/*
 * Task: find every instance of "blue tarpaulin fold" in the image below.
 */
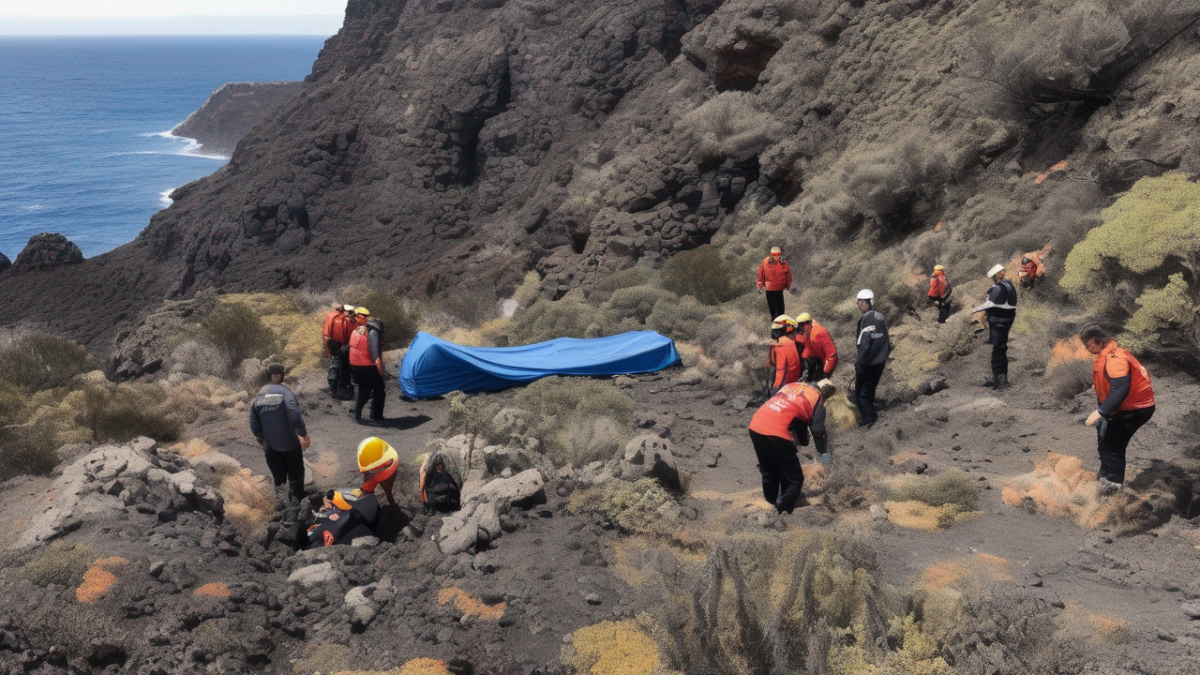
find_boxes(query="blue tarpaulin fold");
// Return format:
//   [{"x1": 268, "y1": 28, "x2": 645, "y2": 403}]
[{"x1": 398, "y1": 331, "x2": 681, "y2": 399}]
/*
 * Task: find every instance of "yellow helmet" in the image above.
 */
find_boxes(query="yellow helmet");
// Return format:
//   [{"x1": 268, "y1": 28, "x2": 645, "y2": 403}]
[
  {"x1": 330, "y1": 491, "x2": 353, "y2": 511},
  {"x1": 355, "y1": 307, "x2": 370, "y2": 317},
  {"x1": 357, "y1": 437, "x2": 398, "y2": 473},
  {"x1": 770, "y1": 315, "x2": 797, "y2": 331},
  {"x1": 933, "y1": 265, "x2": 945, "y2": 272},
  {"x1": 795, "y1": 312, "x2": 813, "y2": 324}
]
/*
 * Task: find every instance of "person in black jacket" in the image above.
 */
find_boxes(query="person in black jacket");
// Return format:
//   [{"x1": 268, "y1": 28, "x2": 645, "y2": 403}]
[
  {"x1": 250, "y1": 364, "x2": 311, "y2": 506},
  {"x1": 980, "y1": 264, "x2": 1017, "y2": 389},
  {"x1": 850, "y1": 289, "x2": 890, "y2": 428}
]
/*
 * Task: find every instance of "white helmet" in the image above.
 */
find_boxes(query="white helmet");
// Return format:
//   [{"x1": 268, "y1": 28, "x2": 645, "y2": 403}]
[
  {"x1": 987, "y1": 264, "x2": 1005, "y2": 279},
  {"x1": 856, "y1": 289, "x2": 875, "y2": 301}
]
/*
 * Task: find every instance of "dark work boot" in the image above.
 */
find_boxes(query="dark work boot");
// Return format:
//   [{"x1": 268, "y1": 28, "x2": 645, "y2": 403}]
[{"x1": 996, "y1": 374, "x2": 1009, "y2": 389}]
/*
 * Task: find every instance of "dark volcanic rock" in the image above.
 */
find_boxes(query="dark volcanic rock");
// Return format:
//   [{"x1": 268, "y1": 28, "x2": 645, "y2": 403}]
[
  {"x1": 10, "y1": 233, "x2": 83, "y2": 273},
  {"x1": 0, "y1": 252, "x2": 9, "y2": 275},
  {"x1": 171, "y1": 82, "x2": 307, "y2": 158}
]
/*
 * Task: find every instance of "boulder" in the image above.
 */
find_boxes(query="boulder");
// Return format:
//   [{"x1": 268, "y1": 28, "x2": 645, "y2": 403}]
[
  {"x1": 917, "y1": 375, "x2": 949, "y2": 396},
  {"x1": 289, "y1": 562, "x2": 338, "y2": 588},
  {"x1": 11, "y1": 233, "x2": 83, "y2": 273},
  {"x1": 439, "y1": 469, "x2": 546, "y2": 554},
  {"x1": 611, "y1": 434, "x2": 681, "y2": 491}
]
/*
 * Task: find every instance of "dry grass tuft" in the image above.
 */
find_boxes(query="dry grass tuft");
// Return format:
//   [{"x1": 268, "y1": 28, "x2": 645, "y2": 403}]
[
  {"x1": 169, "y1": 438, "x2": 213, "y2": 459},
  {"x1": 332, "y1": 659, "x2": 451, "y2": 675},
  {"x1": 921, "y1": 563, "x2": 967, "y2": 590},
  {"x1": 568, "y1": 479, "x2": 680, "y2": 538},
  {"x1": 565, "y1": 620, "x2": 661, "y2": 675},
  {"x1": 75, "y1": 557, "x2": 127, "y2": 603},
  {"x1": 24, "y1": 540, "x2": 99, "y2": 587},
  {"x1": 437, "y1": 587, "x2": 505, "y2": 621},
  {"x1": 885, "y1": 500, "x2": 980, "y2": 532},
  {"x1": 294, "y1": 642, "x2": 353, "y2": 674},
  {"x1": 880, "y1": 470, "x2": 981, "y2": 530},
  {"x1": 220, "y1": 470, "x2": 275, "y2": 537},
  {"x1": 194, "y1": 582, "x2": 232, "y2": 599},
  {"x1": 1001, "y1": 453, "x2": 1108, "y2": 528}
]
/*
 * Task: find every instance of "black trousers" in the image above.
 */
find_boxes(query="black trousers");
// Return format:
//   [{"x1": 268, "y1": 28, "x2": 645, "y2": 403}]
[
  {"x1": 765, "y1": 290, "x2": 785, "y2": 320},
  {"x1": 852, "y1": 363, "x2": 885, "y2": 426},
  {"x1": 928, "y1": 297, "x2": 951, "y2": 323},
  {"x1": 749, "y1": 430, "x2": 804, "y2": 513},
  {"x1": 1097, "y1": 406, "x2": 1155, "y2": 484},
  {"x1": 988, "y1": 323, "x2": 1011, "y2": 377},
  {"x1": 264, "y1": 448, "x2": 306, "y2": 500},
  {"x1": 327, "y1": 341, "x2": 352, "y2": 392},
  {"x1": 800, "y1": 357, "x2": 823, "y2": 383},
  {"x1": 352, "y1": 365, "x2": 386, "y2": 420}
]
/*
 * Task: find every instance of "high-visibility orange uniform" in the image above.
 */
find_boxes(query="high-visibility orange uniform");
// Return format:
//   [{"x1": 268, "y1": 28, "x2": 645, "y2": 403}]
[
  {"x1": 756, "y1": 256, "x2": 792, "y2": 291},
  {"x1": 321, "y1": 310, "x2": 343, "y2": 354},
  {"x1": 1093, "y1": 342, "x2": 1155, "y2": 412},
  {"x1": 767, "y1": 339, "x2": 801, "y2": 389},
  {"x1": 927, "y1": 272, "x2": 949, "y2": 299},
  {"x1": 349, "y1": 326, "x2": 376, "y2": 368},
  {"x1": 361, "y1": 458, "x2": 398, "y2": 495},
  {"x1": 800, "y1": 322, "x2": 838, "y2": 377},
  {"x1": 749, "y1": 382, "x2": 825, "y2": 440}
]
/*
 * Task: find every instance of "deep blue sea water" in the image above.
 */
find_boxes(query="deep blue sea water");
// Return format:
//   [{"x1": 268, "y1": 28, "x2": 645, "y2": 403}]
[{"x1": 0, "y1": 36, "x2": 327, "y2": 259}]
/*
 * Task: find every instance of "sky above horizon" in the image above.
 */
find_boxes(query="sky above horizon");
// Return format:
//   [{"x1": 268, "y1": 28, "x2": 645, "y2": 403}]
[{"x1": 0, "y1": 1, "x2": 348, "y2": 35}]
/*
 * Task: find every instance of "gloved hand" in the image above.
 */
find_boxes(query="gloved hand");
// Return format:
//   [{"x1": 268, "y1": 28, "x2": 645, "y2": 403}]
[
  {"x1": 1085, "y1": 410, "x2": 1103, "y2": 427},
  {"x1": 300, "y1": 434, "x2": 312, "y2": 450}
]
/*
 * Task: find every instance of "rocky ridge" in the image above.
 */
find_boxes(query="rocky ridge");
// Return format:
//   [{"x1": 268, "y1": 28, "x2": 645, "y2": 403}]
[{"x1": 170, "y1": 82, "x2": 307, "y2": 158}]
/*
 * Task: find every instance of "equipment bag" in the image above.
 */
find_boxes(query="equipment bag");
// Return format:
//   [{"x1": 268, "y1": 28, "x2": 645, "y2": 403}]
[{"x1": 420, "y1": 451, "x2": 462, "y2": 512}]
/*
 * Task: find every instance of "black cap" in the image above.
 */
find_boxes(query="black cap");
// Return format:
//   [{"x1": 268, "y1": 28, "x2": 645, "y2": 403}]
[{"x1": 267, "y1": 363, "x2": 285, "y2": 376}]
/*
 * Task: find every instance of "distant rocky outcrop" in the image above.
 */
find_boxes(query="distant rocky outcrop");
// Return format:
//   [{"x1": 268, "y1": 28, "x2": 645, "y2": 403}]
[
  {"x1": 171, "y1": 81, "x2": 306, "y2": 157},
  {"x1": 11, "y1": 233, "x2": 83, "y2": 274},
  {"x1": 0, "y1": 252, "x2": 10, "y2": 275}
]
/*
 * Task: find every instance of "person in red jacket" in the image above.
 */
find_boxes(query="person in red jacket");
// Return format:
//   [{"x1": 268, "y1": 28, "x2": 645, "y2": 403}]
[
  {"x1": 322, "y1": 304, "x2": 356, "y2": 400},
  {"x1": 1080, "y1": 323, "x2": 1155, "y2": 494},
  {"x1": 926, "y1": 265, "x2": 952, "y2": 324},
  {"x1": 766, "y1": 316, "x2": 801, "y2": 392},
  {"x1": 756, "y1": 246, "x2": 793, "y2": 319},
  {"x1": 747, "y1": 382, "x2": 830, "y2": 513},
  {"x1": 795, "y1": 313, "x2": 838, "y2": 383},
  {"x1": 349, "y1": 310, "x2": 387, "y2": 425},
  {"x1": 1019, "y1": 254, "x2": 1045, "y2": 289}
]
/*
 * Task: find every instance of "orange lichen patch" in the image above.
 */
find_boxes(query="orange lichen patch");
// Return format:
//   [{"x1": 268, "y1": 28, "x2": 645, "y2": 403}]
[
  {"x1": 195, "y1": 582, "x2": 232, "y2": 599},
  {"x1": 568, "y1": 620, "x2": 661, "y2": 675},
  {"x1": 1035, "y1": 160, "x2": 1069, "y2": 184},
  {"x1": 169, "y1": 438, "x2": 213, "y2": 459},
  {"x1": 75, "y1": 556, "x2": 128, "y2": 603},
  {"x1": 332, "y1": 660, "x2": 451, "y2": 675},
  {"x1": 921, "y1": 563, "x2": 967, "y2": 589},
  {"x1": 1002, "y1": 453, "x2": 1114, "y2": 528},
  {"x1": 976, "y1": 553, "x2": 1012, "y2": 581},
  {"x1": 934, "y1": 221, "x2": 944, "y2": 232},
  {"x1": 890, "y1": 451, "x2": 921, "y2": 465},
  {"x1": 1089, "y1": 614, "x2": 1132, "y2": 644},
  {"x1": 1047, "y1": 337, "x2": 1092, "y2": 372},
  {"x1": 885, "y1": 501, "x2": 978, "y2": 532},
  {"x1": 437, "y1": 587, "x2": 505, "y2": 621}
]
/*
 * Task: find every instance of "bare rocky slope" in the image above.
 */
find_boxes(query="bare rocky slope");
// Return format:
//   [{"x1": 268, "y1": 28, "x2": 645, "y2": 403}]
[
  {"x1": 7, "y1": 0, "x2": 1200, "y2": 368},
  {"x1": 171, "y1": 82, "x2": 308, "y2": 158}
]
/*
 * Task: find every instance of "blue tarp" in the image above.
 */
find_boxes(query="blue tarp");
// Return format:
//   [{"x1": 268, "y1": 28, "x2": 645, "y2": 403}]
[{"x1": 399, "y1": 331, "x2": 681, "y2": 399}]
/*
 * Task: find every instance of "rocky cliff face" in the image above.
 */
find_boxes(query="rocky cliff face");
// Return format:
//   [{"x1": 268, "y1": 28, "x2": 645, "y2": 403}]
[
  {"x1": 171, "y1": 82, "x2": 307, "y2": 158},
  {"x1": 3, "y1": 0, "x2": 1200, "y2": 356}
]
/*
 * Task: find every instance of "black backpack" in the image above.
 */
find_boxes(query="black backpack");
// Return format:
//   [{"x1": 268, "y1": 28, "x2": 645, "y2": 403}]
[{"x1": 421, "y1": 452, "x2": 461, "y2": 513}]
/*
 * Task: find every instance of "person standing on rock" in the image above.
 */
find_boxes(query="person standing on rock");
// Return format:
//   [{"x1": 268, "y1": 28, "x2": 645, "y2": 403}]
[
  {"x1": 796, "y1": 312, "x2": 838, "y2": 383},
  {"x1": 851, "y1": 289, "x2": 889, "y2": 428},
  {"x1": 756, "y1": 246, "x2": 792, "y2": 320},
  {"x1": 250, "y1": 363, "x2": 311, "y2": 506},
  {"x1": 926, "y1": 265, "x2": 953, "y2": 324},
  {"x1": 349, "y1": 311, "x2": 387, "y2": 425},
  {"x1": 748, "y1": 382, "x2": 831, "y2": 513},
  {"x1": 978, "y1": 264, "x2": 1017, "y2": 389},
  {"x1": 1080, "y1": 323, "x2": 1156, "y2": 495},
  {"x1": 767, "y1": 315, "x2": 801, "y2": 393}
]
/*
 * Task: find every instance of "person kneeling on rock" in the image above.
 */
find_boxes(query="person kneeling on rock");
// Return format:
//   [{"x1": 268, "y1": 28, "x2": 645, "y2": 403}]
[
  {"x1": 356, "y1": 436, "x2": 399, "y2": 505},
  {"x1": 747, "y1": 381, "x2": 830, "y2": 514}
]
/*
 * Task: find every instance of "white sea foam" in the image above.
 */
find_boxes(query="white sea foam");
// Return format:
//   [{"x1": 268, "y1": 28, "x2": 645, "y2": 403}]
[
  {"x1": 20, "y1": 204, "x2": 46, "y2": 213},
  {"x1": 110, "y1": 130, "x2": 228, "y2": 160},
  {"x1": 159, "y1": 189, "x2": 175, "y2": 208}
]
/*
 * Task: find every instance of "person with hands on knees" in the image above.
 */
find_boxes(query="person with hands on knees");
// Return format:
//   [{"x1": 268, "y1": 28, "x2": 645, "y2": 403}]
[
  {"x1": 1080, "y1": 323, "x2": 1155, "y2": 496},
  {"x1": 250, "y1": 363, "x2": 310, "y2": 508},
  {"x1": 795, "y1": 312, "x2": 838, "y2": 384},
  {"x1": 355, "y1": 436, "x2": 399, "y2": 505},
  {"x1": 747, "y1": 381, "x2": 831, "y2": 514}
]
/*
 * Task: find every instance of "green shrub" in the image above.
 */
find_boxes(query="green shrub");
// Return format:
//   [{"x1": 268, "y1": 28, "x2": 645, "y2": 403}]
[
  {"x1": 24, "y1": 541, "x2": 99, "y2": 587},
  {"x1": 880, "y1": 469, "x2": 979, "y2": 511},
  {"x1": 0, "y1": 379, "x2": 26, "y2": 425},
  {"x1": 1050, "y1": 359, "x2": 1093, "y2": 402},
  {"x1": 514, "y1": 377, "x2": 634, "y2": 466},
  {"x1": 604, "y1": 286, "x2": 677, "y2": 324},
  {"x1": 505, "y1": 296, "x2": 593, "y2": 345},
  {"x1": 0, "y1": 424, "x2": 60, "y2": 479},
  {"x1": 646, "y1": 296, "x2": 712, "y2": 342},
  {"x1": 24, "y1": 602, "x2": 125, "y2": 665},
  {"x1": 445, "y1": 391, "x2": 502, "y2": 446},
  {"x1": 203, "y1": 302, "x2": 279, "y2": 367},
  {"x1": 0, "y1": 333, "x2": 96, "y2": 392},
  {"x1": 568, "y1": 478, "x2": 678, "y2": 537},
  {"x1": 78, "y1": 383, "x2": 183, "y2": 443},
  {"x1": 661, "y1": 245, "x2": 743, "y2": 306},
  {"x1": 344, "y1": 289, "x2": 421, "y2": 350},
  {"x1": 1061, "y1": 174, "x2": 1200, "y2": 359},
  {"x1": 293, "y1": 642, "x2": 352, "y2": 674},
  {"x1": 587, "y1": 265, "x2": 660, "y2": 305},
  {"x1": 192, "y1": 619, "x2": 243, "y2": 659},
  {"x1": 676, "y1": 92, "x2": 785, "y2": 162}
]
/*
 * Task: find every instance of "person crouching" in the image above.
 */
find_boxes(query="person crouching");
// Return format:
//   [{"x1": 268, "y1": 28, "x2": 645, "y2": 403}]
[{"x1": 747, "y1": 382, "x2": 830, "y2": 513}]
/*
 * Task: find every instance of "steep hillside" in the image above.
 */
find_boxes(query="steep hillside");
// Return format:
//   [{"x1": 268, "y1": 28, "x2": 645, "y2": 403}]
[{"x1": 2, "y1": 0, "x2": 1199, "y2": 368}]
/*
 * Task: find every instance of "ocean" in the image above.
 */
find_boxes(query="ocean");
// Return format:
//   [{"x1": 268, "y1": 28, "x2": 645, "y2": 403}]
[{"x1": 0, "y1": 36, "x2": 328, "y2": 259}]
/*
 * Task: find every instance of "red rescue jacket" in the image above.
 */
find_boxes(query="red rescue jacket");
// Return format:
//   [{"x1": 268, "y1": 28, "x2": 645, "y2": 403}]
[
  {"x1": 927, "y1": 272, "x2": 948, "y2": 299},
  {"x1": 349, "y1": 326, "x2": 376, "y2": 368},
  {"x1": 321, "y1": 311, "x2": 342, "y2": 350},
  {"x1": 756, "y1": 256, "x2": 792, "y2": 292},
  {"x1": 800, "y1": 323, "x2": 838, "y2": 376},
  {"x1": 361, "y1": 459, "x2": 398, "y2": 494},
  {"x1": 767, "y1": 339, "x2": 801, "y2": 389},
  {"x1": 749, "y1": 382, "x2": 822, "y2": 440},
  {"x1": 1093, "y1": 342, "x2": 1155, "y2": 412}
]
